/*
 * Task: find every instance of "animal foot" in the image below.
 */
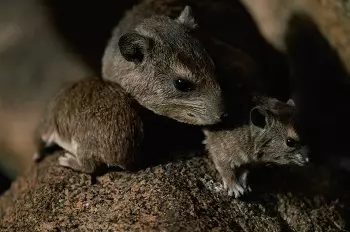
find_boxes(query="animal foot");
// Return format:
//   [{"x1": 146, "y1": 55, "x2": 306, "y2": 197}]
[
  {"x1": 223, "y1": 178, "x2": 248, "y2": 198},
  {"x1": 32, "y1": 152, "x2": 41, "y2": 162},
  {"x1": 238, "y1": 170, "x2": 251, "y2": 193},
  {"x1": 227, "y1": 182, "x2": 246, "y2": 198},
  {"x1": 58, "y1": 152, "x2": 79, "y2": 169}
]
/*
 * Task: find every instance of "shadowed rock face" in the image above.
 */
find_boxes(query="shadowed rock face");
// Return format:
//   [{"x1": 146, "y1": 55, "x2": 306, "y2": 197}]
[
  {"x1": 43, "y1": 0, "x2": 139, "y2": 73},
  {"x1": 0, "y1": 152, "x2": 349, "y2": 231}
]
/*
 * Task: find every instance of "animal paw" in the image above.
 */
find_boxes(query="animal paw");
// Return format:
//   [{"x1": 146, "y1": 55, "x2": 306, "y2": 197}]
[
  {"x1": 32, "y1": 152, "x2": 41, "y2": 162},
  {"x1": 223, "y1": 178, "x2": 247, "y2": 198},
  {"x1": 228, "y1": 182, "x2": 246, "y2": 198},
  {"x1": 58, "y1": 152, "x2": 78, "y2": 168},
  {"x1": 238, "y1": 170, "x2": 252, "y2": 193}
]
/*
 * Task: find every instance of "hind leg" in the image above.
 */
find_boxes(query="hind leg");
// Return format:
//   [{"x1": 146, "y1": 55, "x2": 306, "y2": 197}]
[
  {"x1": 58, "y1": 152, "x2": 82, "y2": 171},
  {"x1": 33, "y1": 138, "x2": 48, "y2": 162},
  {"x1": 238, "y1": 170, "x2": 251, "y2": 192},
  {"x1": 35, "y1": 131, "x2": 77, "y2": 159},
  {"x1": 58, "y1": 151, "x2": 96, "y2": 174},
  {"x1": 33, "y1": 132, "x2": 57, "y2": 162}
]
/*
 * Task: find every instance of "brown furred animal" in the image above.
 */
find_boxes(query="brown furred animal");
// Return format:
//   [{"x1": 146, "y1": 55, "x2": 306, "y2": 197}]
[
  {"x1": 102, "y1": 6, "x2": 226, "y2": 126},
  {"x1": 33, "y1": 78, "x2": 143, "y2": 173},
  {"x1": 203, "y1": 97, "x2": 309, "y2": 198}
]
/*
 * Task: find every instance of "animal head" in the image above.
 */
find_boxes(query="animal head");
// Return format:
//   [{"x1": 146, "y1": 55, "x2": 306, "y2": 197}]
[
  {"x1": 105, "y1": 6, "x2": 224, "y2": 125},
  {"x1": 249, "y1": 98, "x2": 309, "y2": 166}
]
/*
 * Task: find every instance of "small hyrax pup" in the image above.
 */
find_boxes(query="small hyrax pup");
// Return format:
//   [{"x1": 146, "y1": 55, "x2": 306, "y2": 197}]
[
  {"x1": 203, "y1": 97, "x2": 309, "y2": 198},
  {"x1": 33, "y1": 78, "x2": 143, "y2": 173},
  {"x1": 102, "y1": 6, "x2": 225, "y2": 126}
]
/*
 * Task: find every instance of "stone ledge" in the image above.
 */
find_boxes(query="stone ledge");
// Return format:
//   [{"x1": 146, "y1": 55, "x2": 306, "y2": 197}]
[{"x1": 0, "y1": 151, "x2": 349, "y2": 231}]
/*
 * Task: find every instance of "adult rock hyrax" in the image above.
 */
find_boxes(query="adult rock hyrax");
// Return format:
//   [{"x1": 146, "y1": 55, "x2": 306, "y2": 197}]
[
  {"x1": 203, "y1": 97, "x2": 309, "y2": 198},
  {"x1": 102, "y1": 6, "x2": 226, "y2": 126},
  {"x1": 33, "y1": 78, "x2": 143, "y2": 174}
]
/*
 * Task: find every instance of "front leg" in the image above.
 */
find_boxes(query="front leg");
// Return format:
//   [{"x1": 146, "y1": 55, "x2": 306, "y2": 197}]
[
  {"x1": 211, "y1": 156, "x2": 246, "y2": 198},
  {"x1": 237, "y1": 169, "x2": 251, "y2": 193},
  {"x1": 224, "y1": 169, "x2": 245, "y2": 198}
]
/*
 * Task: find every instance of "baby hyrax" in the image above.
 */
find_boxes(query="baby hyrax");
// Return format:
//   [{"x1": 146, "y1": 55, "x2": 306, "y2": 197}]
[
  {"x1": 33, "y1": 78, "x2": 143, "y2": 173},
  {"x1": 102, "y1": 6, "x2": 225, "y2": 126},
  {"x1": 203, "y1": 97, "x2": 309, "y2": 198}
]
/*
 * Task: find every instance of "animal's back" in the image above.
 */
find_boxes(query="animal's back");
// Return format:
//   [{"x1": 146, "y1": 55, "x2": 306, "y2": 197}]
[
  {"x1": 205, "y1": 126, "x2": 251, "y2": 162},
  {"x1": 49, "y1": 78, "x2": 143, "y2": 166}
]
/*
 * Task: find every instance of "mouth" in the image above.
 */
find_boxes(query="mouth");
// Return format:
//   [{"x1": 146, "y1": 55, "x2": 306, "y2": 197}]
[
  {"x1": 181, "y1": 113, "x2": 221, "y2": 126},
  {"x1": 170, "y1": 114, "x2": 207, "y2": 126},
  {"x1": 200, "y1": 117, "x2": 221, "y2": 126},
  {"x1": 159, "y1": 103, "x2": 223, "y2": 126},
  {"x1": 293, "y1": 155, "x2": 309, "y2": 166}
]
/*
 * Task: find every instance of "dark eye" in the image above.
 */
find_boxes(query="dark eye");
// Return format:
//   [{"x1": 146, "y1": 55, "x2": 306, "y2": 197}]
[
  {"x1": 286, "y1": 138, "x2": 299, "y2": 148},
  {"x1": 173, "y1": 78, "x2": 196, "y2": 92}
]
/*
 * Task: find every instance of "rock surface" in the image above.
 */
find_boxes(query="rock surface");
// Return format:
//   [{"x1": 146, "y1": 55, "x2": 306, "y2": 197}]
[{"x1": 1, "y1": 152, "x2": 350, "y2": 231}]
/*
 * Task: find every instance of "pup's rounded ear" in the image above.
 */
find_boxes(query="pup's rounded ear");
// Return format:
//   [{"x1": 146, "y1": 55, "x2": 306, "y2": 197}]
[
  {"x1": 176, "y1": 5, "x2": 198, "y2": 30},
  {"x1": 250, "y1": 107, "x2": 268, "y2": 129},
  {"x1": 118, "y1": 33, "x2": 153, "y2": 64},
  {"x1": 286, "y1": 98, "x2": 295, "y2": 106},
  {"x1": 265, "y1": 98, "x2": 295, "y2": 116}
]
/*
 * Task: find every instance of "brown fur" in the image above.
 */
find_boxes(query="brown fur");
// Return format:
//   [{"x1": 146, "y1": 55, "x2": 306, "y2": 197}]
[
  {"x1": 107, "y1": 0, "x2": 291, "y2": 99},
  {"x1": 102, "y1": 6, "x2": 225, "y2": 125},
  {"x1": 33, "y1": 78, "x2": 143, "y2": 173},
  {"x1": 203, "y1": 97, "x2": 309, "y2": 198}
]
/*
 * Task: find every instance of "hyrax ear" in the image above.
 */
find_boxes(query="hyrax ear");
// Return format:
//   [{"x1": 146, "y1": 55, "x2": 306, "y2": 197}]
[
  {"x1": 176, "y1": 6, "x2": 197, "y2": 29},
  {"x1": 118, "y1": 33, "x2": 153, "y2": 64},
  {"x1": 250, "y1": 107, "x2": 268, "y2": 129},
  {"x1": 286, "y1": 98, "x2": 295, "y2": 106}
]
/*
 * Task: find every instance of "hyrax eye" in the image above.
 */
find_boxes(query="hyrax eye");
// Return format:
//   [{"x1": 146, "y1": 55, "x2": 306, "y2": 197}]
[
  {"x1": 173, "y1": 78, "x2": 196, "y2": 92},
  {"x1": 286, "y1": 138, "x2": 299, "y2": 148}
]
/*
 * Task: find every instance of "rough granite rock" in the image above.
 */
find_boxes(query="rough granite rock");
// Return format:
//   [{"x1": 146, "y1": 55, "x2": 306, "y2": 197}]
[{"x1": 1, "y1": 152, "x2": 349, "y2": 231}]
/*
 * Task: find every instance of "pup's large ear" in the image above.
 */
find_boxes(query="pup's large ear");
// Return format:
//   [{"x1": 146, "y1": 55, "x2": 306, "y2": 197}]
[
  {"x1": 250, "y1": 107, "x2": 268, "y2": 129},
  {"x1": 176, "y1": 6, "x2": 197, "y2": 29},
  {"x1": 118, "y1": 33, "x2": 153, "y2": 64},
  {"x1": 264, "y1": 98, "x2": 294, "y2": 117},
  {"x1": 286, "y1": 98, "x2": 295, "y2": 106}
]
